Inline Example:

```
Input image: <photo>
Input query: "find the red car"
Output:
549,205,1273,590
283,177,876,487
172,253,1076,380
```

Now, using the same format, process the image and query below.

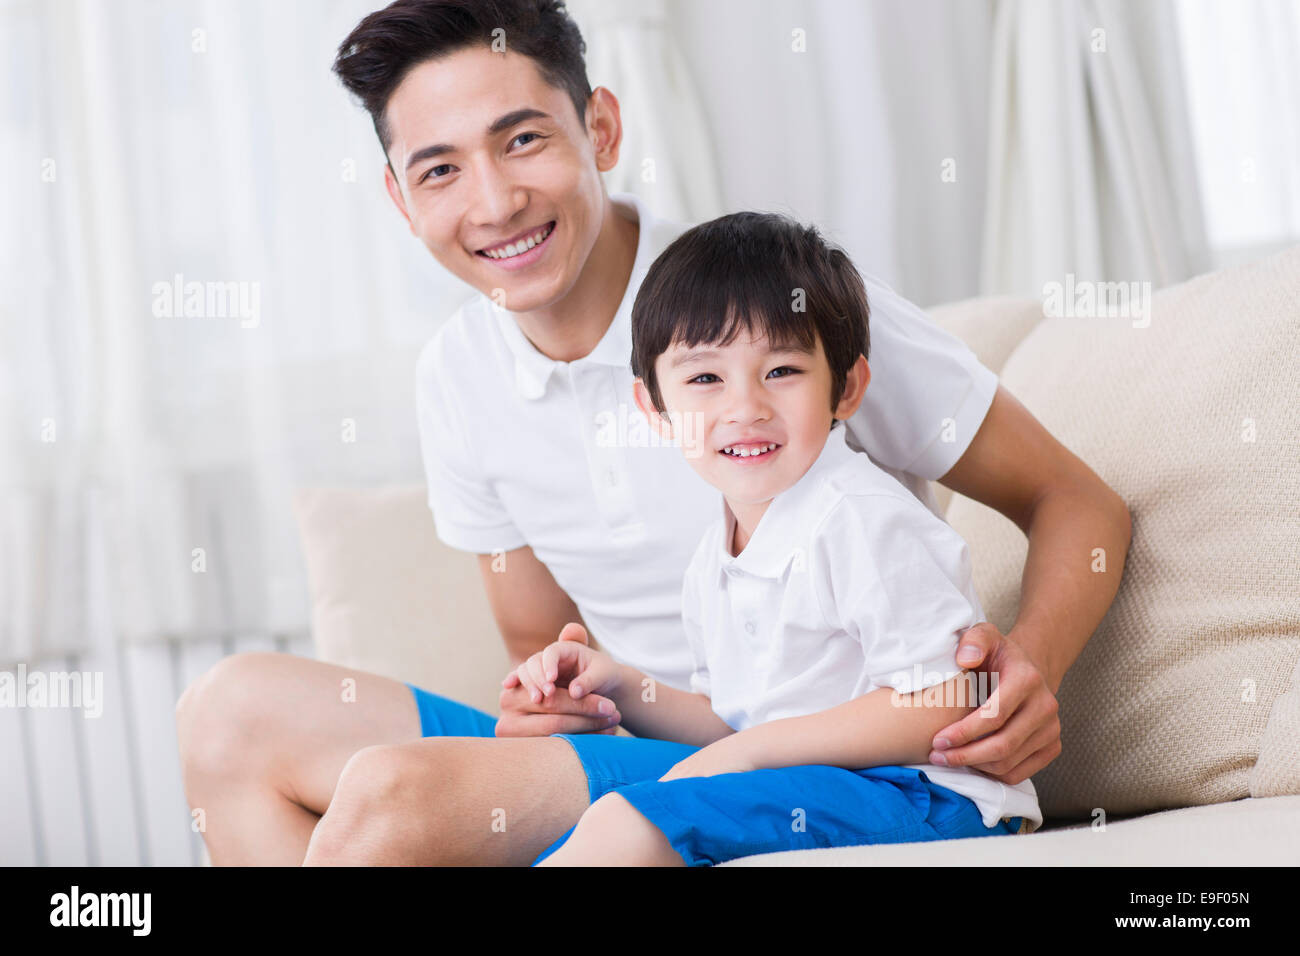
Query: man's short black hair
333,0,591,162
631,211,871,419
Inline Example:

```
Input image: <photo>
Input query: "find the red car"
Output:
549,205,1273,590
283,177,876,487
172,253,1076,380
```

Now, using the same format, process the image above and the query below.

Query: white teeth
484,223,553,259
722,443,776,457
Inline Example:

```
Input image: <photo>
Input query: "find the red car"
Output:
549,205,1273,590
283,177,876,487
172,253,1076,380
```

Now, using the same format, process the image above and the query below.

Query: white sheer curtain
568,0,726,223
0,0,722,664
2,0,450,663
665,0,994,307
980,0,1210,296
1175,0,1300,261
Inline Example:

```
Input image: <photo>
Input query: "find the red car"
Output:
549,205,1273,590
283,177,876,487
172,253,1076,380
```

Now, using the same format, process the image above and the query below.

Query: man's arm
661,676,975,779
933,385,1133,781
476,544,585,669
477,545,619,735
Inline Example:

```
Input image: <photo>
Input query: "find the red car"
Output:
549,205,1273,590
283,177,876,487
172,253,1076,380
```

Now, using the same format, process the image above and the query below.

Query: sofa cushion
722,794,1300,865
928,295,1046,378
944,245,1300,818
291,485,507,717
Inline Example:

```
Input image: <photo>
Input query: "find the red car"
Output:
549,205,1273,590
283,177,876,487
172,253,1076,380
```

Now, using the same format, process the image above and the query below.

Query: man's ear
384,163,417,236
586,87,624,174
633,378,673,440
834,354,871,421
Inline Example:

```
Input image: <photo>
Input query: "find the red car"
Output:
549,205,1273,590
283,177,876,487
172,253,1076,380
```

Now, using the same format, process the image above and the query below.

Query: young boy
511,211,1042,865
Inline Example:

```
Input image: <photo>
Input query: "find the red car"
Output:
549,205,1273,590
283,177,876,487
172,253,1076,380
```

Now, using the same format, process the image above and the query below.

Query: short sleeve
415,333,526,554
814,494,981,694
843,275,998,480
680,537,712,698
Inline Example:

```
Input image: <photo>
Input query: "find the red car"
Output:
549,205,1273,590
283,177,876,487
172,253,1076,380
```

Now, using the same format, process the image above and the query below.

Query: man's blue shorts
407,683,1023,866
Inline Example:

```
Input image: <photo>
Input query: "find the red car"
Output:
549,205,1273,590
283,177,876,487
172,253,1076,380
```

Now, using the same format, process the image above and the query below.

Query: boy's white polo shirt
681,424,1042,831
415,191,1000,693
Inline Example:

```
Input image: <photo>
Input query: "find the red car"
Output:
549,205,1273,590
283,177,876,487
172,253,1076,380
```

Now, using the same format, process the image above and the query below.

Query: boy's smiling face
636,326,870,511
380,45,615,314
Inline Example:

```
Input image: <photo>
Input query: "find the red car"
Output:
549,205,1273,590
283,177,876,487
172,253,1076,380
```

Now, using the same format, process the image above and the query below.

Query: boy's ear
834,355,871,420
633,378,673,439
384,163,417,236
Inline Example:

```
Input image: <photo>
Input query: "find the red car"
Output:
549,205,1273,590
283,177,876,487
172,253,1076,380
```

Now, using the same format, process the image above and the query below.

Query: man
176,0,1131,866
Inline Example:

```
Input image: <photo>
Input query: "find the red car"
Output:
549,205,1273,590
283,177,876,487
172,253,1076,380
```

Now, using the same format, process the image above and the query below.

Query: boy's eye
687,373,720,385
768,366,801,378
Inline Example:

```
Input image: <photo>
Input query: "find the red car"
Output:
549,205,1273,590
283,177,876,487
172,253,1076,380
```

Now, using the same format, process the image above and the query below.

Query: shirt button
745,621,756,635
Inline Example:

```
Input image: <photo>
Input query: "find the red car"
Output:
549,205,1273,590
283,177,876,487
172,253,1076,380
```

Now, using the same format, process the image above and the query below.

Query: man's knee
176,652,286,779
305,743,451,864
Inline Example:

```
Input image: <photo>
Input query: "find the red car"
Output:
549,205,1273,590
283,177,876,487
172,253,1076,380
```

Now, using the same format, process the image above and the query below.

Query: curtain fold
980,0,1209,296
567,0,726,223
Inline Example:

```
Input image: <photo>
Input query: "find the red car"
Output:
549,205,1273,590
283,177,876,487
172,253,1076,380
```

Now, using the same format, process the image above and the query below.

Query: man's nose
467,157,526,227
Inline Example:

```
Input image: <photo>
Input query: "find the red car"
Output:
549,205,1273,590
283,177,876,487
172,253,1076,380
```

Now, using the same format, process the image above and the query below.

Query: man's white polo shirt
415,191,1000,693
681,423,1042,831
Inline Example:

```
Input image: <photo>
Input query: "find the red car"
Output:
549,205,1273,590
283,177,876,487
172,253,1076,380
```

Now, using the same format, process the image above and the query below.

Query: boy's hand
499,623,625,730
659,735,754,781
496,684,622,737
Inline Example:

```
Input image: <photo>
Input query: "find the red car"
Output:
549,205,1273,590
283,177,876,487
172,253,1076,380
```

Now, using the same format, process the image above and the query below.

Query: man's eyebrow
669,344,812,368
404,108,553,173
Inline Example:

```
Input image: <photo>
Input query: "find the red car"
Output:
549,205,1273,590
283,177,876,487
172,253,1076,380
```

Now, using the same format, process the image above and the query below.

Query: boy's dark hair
333,0,591,165
631,211,870,419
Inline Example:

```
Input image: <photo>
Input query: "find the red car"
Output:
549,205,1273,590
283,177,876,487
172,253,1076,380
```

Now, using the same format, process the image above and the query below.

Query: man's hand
929,622,1062,785
495,623,623,737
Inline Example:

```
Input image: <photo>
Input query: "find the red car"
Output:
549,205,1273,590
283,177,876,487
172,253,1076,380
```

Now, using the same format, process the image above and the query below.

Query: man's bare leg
176,652,427,865
302,736,590,866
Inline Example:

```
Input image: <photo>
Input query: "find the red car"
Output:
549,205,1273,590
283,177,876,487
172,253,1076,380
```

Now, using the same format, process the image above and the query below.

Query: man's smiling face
381,45,611,313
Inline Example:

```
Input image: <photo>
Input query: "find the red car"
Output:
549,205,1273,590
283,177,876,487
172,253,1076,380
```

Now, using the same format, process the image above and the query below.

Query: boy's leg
537,791,683,867
177,652,497,865
542,764,1021,866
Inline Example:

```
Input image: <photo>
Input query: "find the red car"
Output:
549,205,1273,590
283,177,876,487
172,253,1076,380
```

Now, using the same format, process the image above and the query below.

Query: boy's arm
663,676,976,779
508,628,734,747
605,661,735,747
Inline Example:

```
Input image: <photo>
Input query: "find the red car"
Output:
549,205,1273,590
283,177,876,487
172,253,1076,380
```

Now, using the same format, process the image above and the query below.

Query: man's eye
420,164,454,184
511,132,542,148
688,373,720,385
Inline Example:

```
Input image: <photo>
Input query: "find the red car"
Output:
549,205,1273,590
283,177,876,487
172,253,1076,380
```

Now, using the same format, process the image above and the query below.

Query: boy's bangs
668,266,818,357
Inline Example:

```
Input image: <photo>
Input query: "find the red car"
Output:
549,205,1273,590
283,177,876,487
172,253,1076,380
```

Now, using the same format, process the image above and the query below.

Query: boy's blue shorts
406,683,1023,866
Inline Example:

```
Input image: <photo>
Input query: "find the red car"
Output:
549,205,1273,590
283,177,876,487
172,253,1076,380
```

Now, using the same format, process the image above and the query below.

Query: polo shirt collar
492,192,655,401
717,425,859,585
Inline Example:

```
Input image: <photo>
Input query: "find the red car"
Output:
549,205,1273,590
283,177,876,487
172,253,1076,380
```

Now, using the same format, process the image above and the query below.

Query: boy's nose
723,380,773,423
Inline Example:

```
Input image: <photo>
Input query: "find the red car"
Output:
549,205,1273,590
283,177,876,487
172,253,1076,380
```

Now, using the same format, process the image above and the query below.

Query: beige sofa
292,246,1300,864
